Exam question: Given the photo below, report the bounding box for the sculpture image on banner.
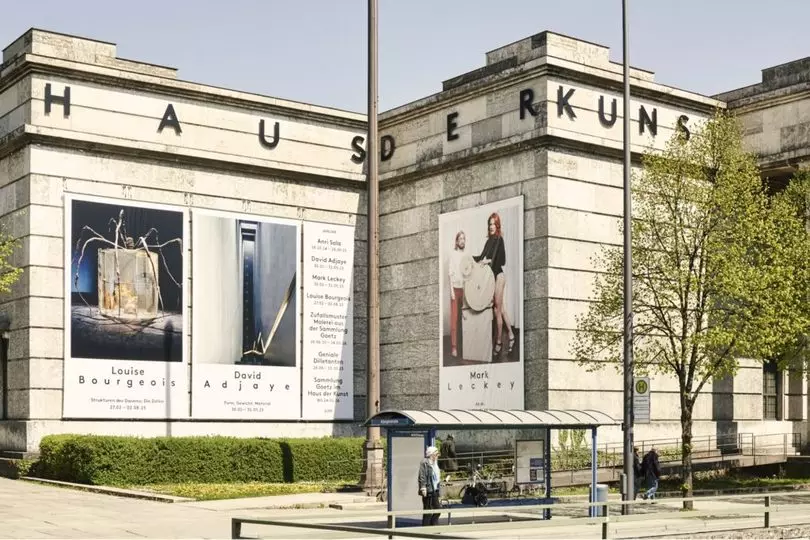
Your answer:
[438,196,524,409]
[301,222,355,420]
[191,209,301,419]
[63,195,189,419]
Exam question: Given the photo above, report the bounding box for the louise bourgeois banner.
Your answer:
[190,209,301,420]
[438,196,525,409]
[63,195,190,419]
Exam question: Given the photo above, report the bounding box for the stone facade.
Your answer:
[377,31,807,448]
[0,30,369,452]
[0,28,807,453]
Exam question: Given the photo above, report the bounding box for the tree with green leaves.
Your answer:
[0,229,21,294]
[571,110,810,508]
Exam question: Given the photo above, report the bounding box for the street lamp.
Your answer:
[621,0,636,514]
[361,0,384,493]
[0,313,10,420]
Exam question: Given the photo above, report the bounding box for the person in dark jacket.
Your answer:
[641,447,661,500]
[441,435,458,472]
[632,446,642,499]
[417,446,442,526]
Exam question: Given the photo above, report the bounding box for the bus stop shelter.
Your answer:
[365,409,620,525]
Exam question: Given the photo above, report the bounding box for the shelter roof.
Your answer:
[365,409,619,430]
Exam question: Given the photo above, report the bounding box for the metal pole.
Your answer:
[621,0,635,515]
[362,0,383,492]
[591,427,598,518]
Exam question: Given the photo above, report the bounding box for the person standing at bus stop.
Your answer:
[418,446,442,526]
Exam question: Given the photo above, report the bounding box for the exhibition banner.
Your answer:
[438,196,524,409]
[190,210,301,419]
[301,222,355,419]
[63,195,189,418]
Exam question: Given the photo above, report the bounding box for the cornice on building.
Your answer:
[0,28,366,130]
[380,30,723,127]
[716,56,810,110]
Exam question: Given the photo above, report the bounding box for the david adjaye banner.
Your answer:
[301,222,355,419]
[438,196,524,409]
[191,209,301,419]
[63,195,189,418]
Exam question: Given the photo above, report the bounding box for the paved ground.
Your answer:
[4,477,810,539]
[0,478,365,539]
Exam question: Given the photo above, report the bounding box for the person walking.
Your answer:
[640,447,661,500]
[418,446,442,526]
[633,446,643,500]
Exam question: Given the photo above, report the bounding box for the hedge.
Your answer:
[37,434,368,486]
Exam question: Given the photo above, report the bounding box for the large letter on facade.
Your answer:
[258,119,280,149]
[380,135,396,162]
[676,114,691,141]
[158,104,182,134]
[598,95,617,127]
[557,86,576,120]
[520,88,538,120]
[639,105,658,136]
[44,84,71,117]
[446,112,460,141]
[350,135,367,164]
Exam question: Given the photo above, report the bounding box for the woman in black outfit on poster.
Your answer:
[474,212,515,357]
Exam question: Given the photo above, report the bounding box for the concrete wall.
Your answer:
[0,29,370,452]
[379,150,546,412]
[377,30,803,450]
[1,27,807,453]
[717,57,810,171]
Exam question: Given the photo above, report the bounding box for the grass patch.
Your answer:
[128,481,352,501]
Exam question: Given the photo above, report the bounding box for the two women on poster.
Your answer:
[444,198,522,367]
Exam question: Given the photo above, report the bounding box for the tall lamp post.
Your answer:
[0,313,9,420]
[621,0,635,514]
[361,0,384,493]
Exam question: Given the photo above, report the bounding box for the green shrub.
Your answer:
[280,437,365,482]
[0,458,38,479]
[36,435,367,486]
[39,434,85,480]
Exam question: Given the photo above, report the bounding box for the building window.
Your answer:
[762,360,781,421]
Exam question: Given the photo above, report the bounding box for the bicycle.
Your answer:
[459,463,490,506]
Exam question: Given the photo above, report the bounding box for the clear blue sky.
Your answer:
[2,0,808,113]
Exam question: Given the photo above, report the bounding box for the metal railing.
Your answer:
[231,490,810,539]
[322,431,804,495]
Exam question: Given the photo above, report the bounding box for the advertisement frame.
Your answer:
[515,438,546,486]
[62,193,190,419]
[300,220,356,421]
[437,195,525,410]
[189,207,302,420]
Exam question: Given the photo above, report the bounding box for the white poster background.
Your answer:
[62,194,190,419]
[515,439,546,485]
[438,196,525,409]
[190,209,301,420]
[301,222,355,420]
[390,435,428,521]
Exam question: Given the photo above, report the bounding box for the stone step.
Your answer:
[329,500,387,510]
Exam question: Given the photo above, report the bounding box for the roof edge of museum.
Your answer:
[0,28,367,127]
[380,30,723,125]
